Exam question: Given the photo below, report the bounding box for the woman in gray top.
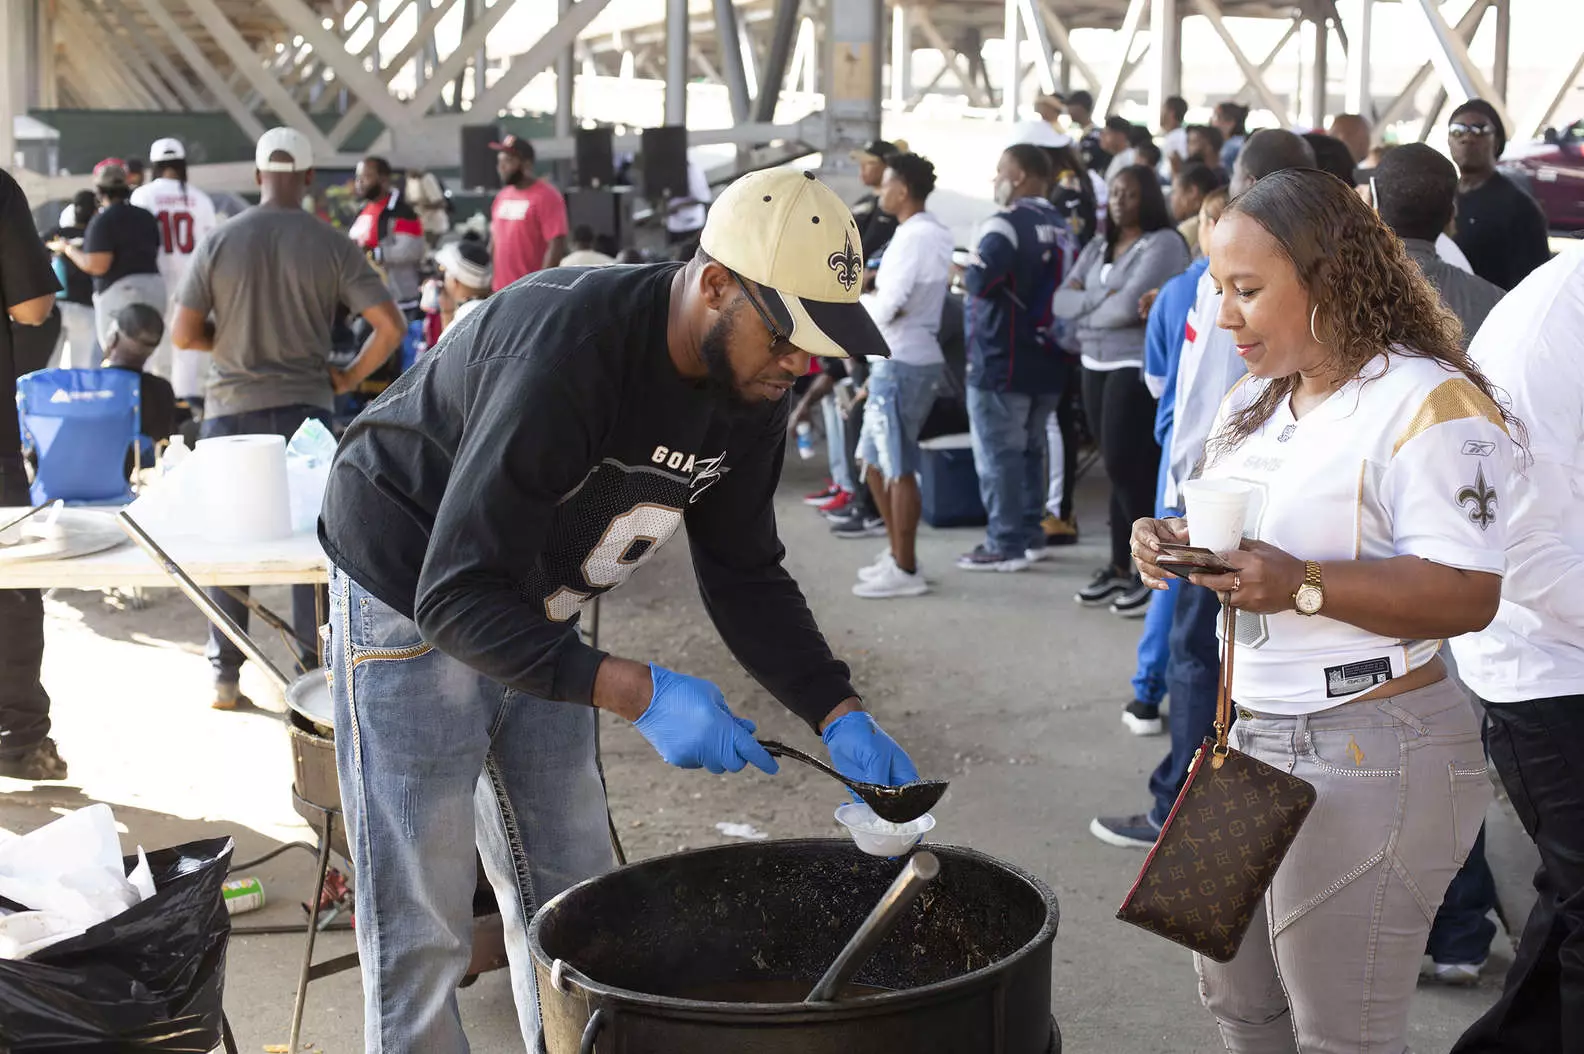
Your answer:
[1053,165,1191,612]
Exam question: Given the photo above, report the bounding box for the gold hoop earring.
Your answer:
[1309,305,1328,345]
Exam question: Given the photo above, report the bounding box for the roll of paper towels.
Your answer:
[194,434,292,544]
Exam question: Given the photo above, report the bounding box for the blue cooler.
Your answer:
[918,434,986,528]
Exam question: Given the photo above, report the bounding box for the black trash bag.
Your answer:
[0,836,234,1053]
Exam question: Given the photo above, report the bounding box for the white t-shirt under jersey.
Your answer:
[1201,351,1511,715]
[130,178,219,291]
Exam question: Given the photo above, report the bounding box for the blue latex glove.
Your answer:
[633,664,779,776]
[821,711,919,789]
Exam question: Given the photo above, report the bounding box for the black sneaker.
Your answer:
[1076,568,1132,606]
[829,511,888,539]
[1121,699,1164,736]
[1110,579,1153,618]
[1089,813,1162,849]
[0,737,69,781]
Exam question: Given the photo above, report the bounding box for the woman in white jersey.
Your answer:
[1130,169,1521,1052]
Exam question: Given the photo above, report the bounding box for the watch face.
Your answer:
[1296,585,1323,615]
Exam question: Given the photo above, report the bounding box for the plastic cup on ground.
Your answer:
[1182,479,1253,553]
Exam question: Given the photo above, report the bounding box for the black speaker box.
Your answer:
[575,127,615,188]
[460,124,501,190]
[640,125,689,200]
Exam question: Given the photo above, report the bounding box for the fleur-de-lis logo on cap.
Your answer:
[1457,464,1498,531]
[828,231,861,292]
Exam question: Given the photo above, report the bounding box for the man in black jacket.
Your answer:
[319,167,922,1052]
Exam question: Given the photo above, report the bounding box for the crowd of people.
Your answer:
[1,87,1580,1054]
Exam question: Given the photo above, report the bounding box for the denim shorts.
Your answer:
[857,359,943,481]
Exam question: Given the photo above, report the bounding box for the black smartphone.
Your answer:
[1155,543,1236,580]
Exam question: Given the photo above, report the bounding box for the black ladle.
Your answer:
[758,740,948,823]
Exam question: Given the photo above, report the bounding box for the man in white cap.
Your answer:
[170,127,405,711]
[130,138,218,396]
[318,167,923,1053]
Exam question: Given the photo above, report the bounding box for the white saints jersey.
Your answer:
[129,178,218,290]
[1200,351,1511,714]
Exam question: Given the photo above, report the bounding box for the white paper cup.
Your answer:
[1182,479,1253,553]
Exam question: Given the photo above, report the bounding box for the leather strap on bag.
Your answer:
[1211,602,1236,765]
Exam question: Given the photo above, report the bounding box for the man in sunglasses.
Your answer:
[317,167,918,1053]
[1448,99,1552,291]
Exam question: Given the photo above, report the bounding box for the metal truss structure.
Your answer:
[3,0,1581,196]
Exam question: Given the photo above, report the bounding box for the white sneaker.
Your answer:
[1429,961,1484,986]
[1024,547,1055,563]
[857,551,896,582]
[852,561,930,599]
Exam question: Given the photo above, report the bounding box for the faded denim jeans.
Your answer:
[328,567,613,1054]
[1195,677,1490,1053]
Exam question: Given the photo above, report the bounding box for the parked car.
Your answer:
[1500,118,1584,234]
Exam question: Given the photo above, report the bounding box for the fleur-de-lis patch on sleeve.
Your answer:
[1457,464,1498,531]
[828,232,862,292]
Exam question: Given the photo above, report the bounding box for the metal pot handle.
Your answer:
[578,1006,608,1054]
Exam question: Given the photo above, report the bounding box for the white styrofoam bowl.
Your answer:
[834,802,936,857]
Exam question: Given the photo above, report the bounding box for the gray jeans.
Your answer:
[1195,677,1490,1053]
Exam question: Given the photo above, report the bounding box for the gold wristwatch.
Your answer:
[1293,561,1325,616]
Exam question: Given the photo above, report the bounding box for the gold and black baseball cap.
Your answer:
[699,168,888,360]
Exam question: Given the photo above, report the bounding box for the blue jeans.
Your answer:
[1429,825,1498,964]
[820,391,853,493]
[1148,579,1221,827]
[858,360,943,481]
[1130,497,1181,707]
[966,387,1062,558]
[200,404,329,682]
[328,567,613,1053]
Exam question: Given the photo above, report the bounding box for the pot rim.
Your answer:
[526,839,1059,1017]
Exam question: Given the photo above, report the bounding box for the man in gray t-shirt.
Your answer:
[171,126,405,709]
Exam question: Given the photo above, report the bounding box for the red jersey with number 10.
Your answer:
[489,179,568,291]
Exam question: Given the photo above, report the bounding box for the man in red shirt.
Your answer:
[489,135,568,290]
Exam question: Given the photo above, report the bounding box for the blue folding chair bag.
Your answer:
[16,367,142,505]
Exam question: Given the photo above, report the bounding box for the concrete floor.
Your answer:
[0,456,1520,1053]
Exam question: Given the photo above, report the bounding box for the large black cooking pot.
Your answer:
[530,839,1059,1053]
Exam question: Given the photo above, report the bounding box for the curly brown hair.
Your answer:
[1213,168,1523,453]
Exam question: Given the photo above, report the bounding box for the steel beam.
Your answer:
[1307,16,1328,130]
[555,0,575,133]
[1016,0,1058,98]
[691,42,722,83]
[84,0,181,109]
[754,0,800,121]
[1523,50,1584,138]
[1344,0,1372,120]
[326,0,463,147]
[362,0,417,62]
[666,0,688,125]
[915,9,991,109]
[1193,0,1287,125]
[1492,0,1509,102]
[1147,0,1180,129]
[821,0,882,166]
[137,0,267,138]
[1375,0,1488,132]
[455,0,617,119]
[1001,0,1020,121]
[713,0,752,124]
[183,0,336,155]
[259,0,417,131]
[1096,0,1146,117]
[1404,0,1512,130]
[739,18,759,100]
[405,0,518,118]
[58,0,159,110]
[1032,0,1096,94]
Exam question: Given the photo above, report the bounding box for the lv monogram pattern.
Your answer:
[1117,739,1317,963]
